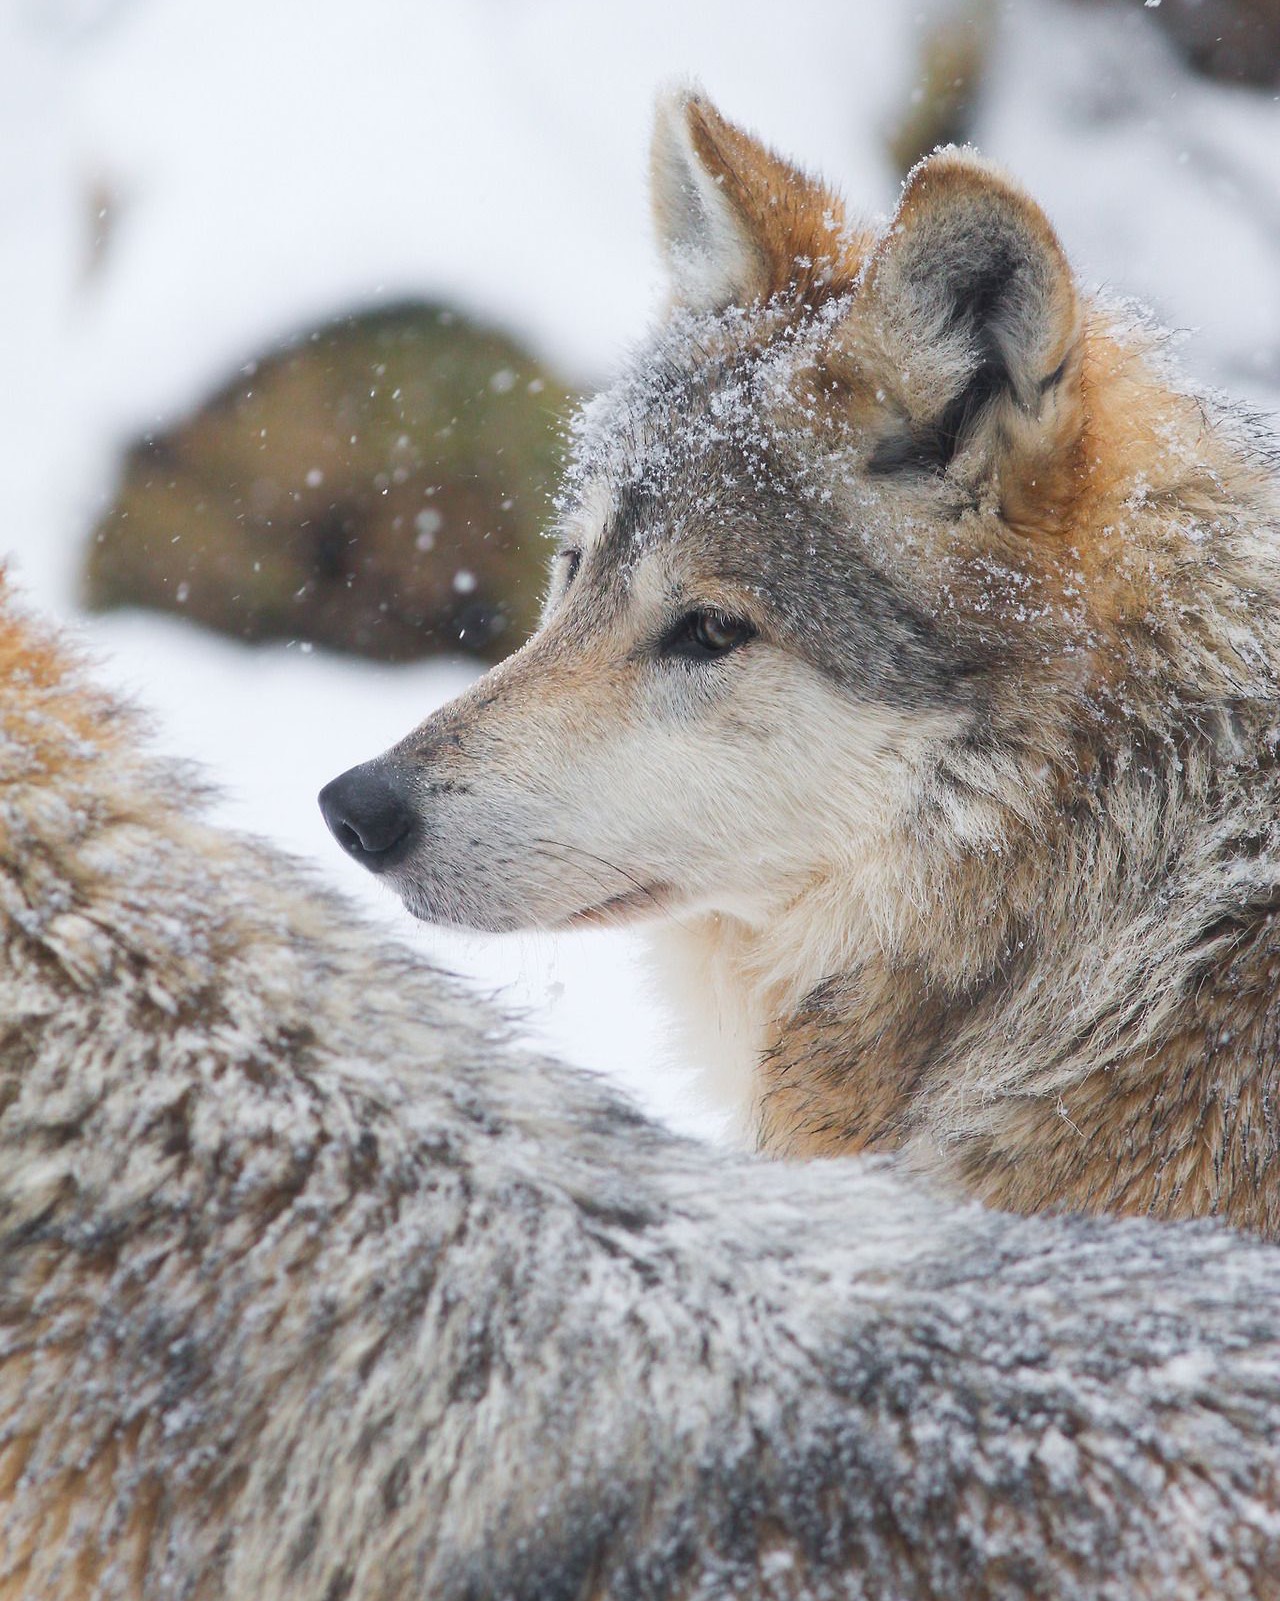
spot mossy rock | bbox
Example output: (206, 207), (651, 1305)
(83, 302), (575, 662)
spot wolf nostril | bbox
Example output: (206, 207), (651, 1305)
(333, 819), (363, 854)
(317, 765), (416, 872)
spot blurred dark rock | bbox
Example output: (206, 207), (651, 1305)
(1150, 0), (1280, 86)
(1077, 0), (1280, 88)
(83, 301), (574, 662)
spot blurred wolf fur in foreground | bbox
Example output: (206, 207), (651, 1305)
(6, 570), (1280, 1595)
(323, 90), (1280, 1237)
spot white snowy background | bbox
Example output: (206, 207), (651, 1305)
(2, 0), (1278, 1138)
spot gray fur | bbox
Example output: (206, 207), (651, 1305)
(5, 599), (1280, 1595)
(559, 303), (969, 710)
(342, 113), (1280, 1230)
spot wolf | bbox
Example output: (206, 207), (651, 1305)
(7, 527), (1280, 1591)
(321, 89), (1280, 1238)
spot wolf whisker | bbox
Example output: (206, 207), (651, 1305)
(530, 837), (695, 933)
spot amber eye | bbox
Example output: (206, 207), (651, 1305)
(663, 609), (756, 662)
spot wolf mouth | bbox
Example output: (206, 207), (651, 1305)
(567, 882), (672, 928)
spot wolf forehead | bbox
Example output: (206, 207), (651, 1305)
(552, 305), (978, 707)
(560, 299), (880, 540)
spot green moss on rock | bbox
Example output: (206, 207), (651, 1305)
(84, 301), (575, 663)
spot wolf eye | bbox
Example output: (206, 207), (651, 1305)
(559, 548), (582, 587)
(663, 609), (756, 662)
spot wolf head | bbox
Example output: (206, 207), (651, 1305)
(318, 92), (1184, 943)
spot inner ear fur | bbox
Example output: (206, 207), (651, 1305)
(650, 88), (859, 312)
(856, 149), (1084, 530)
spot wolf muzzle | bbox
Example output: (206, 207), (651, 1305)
(318, 762), (417, 873)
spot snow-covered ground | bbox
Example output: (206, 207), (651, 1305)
(2, 0), (1278, 1137)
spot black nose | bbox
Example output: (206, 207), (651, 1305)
(318, 763), (416, 872)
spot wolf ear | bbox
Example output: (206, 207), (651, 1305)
(859, 150), (1083, 523)
(650, 88), (847, 312)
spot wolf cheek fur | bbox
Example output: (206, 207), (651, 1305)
(327, 89), (1280, 1237)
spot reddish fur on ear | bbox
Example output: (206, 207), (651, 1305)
(681, 96), (857, 302)
(652, 95), (1086, 539)
(651, 89), (872, 310)
(873, 148), (1080, 404)
(856, 147), (1086, 536)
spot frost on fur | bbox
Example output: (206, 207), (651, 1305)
(856, 147), (1084, 528)
(333, 91), (1280, 1239)
(8, 561), (1280, 1597)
